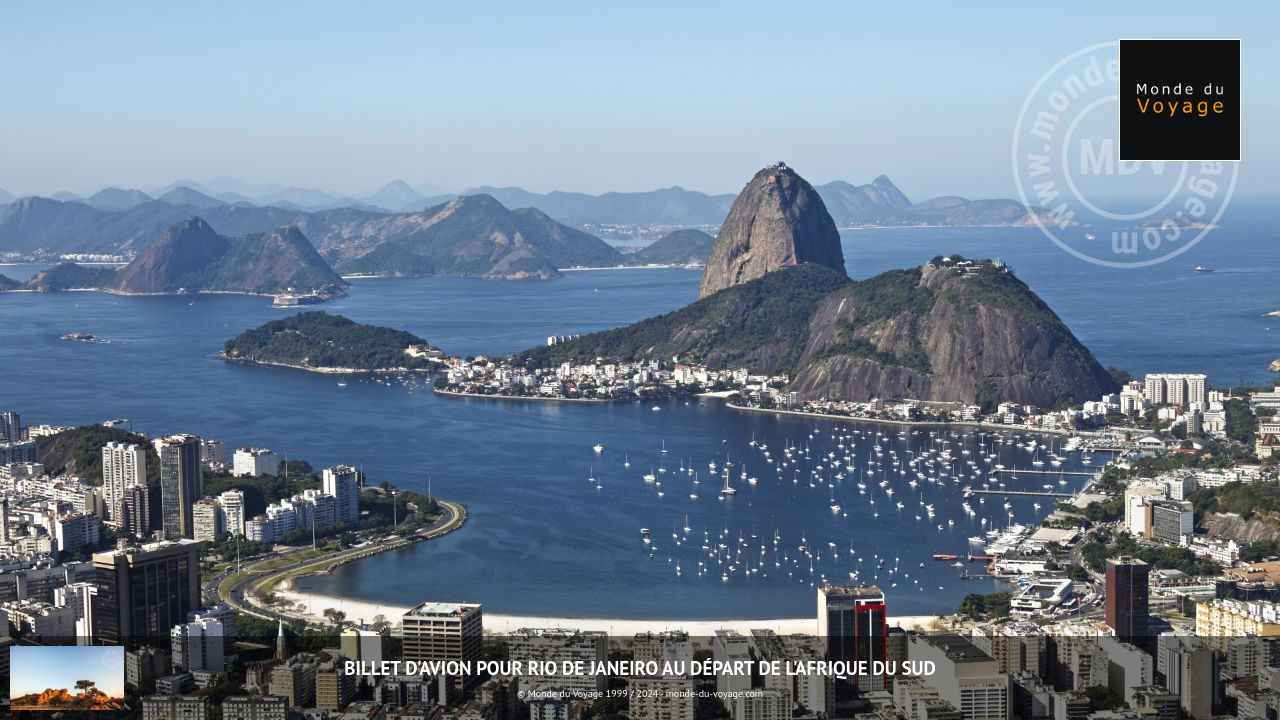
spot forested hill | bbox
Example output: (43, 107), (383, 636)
(222, 311), (439, 371)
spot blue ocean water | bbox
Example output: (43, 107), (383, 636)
(0, 203), (1276, 619)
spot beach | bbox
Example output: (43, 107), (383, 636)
(276, 587), (942, 635)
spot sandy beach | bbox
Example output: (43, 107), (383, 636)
(276, 587), (942, 635)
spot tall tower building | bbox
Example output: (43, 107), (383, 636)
(0, 410), (21, 442)
(322, 465), (360, 526)
(91, 539), (202, 643)
(402, 601), (482, 693)
(818, 584), (887, 692)
(1106, 557), (1150, 642)
(218, 489), (246, 537)
(156, 434), (202, 539)
(102, 441), (146, 525)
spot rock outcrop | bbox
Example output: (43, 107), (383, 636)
(112, 218), (347, 296)
(788, 258), (1117, 408)
(698, 163), (845, 298)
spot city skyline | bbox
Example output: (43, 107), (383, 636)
(1, 1), (1277, 199)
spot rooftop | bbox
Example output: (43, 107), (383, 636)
(405, 601), (481, 618)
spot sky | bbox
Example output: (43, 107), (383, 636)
(10, 646), (126, 698)
(1, 1), (1276, 200)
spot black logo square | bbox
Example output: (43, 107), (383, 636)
(1120, 39), (1240, 161)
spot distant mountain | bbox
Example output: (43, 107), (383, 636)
(455, 186), (736, 226)
(24, 262), (118, 291)
(50, 191), (81, 202)
(516, 164), (1115, 409)
(700, 163), (845, 298)
(158, 186), (227, 209)
(0, 197), (191, 254)
(362, 180), (427, 212)
(813, 176), (1060, 227)
(84, 187), (154, 211)
(255, 186), (342, 209)
(0, 273), (23, 291)
(813, 176), (912, 223)
(335, 241), (435, 277)
(321, 195), (622, 279)
(625, 229), (716, 266)
(112, 217), (346, 295)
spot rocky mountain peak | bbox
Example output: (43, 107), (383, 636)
(698, 163), (845, 298)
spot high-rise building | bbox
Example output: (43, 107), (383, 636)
(727, 688), (791, 720)
(1106, 557), (1150, 642)
(221, 695), (288, 720)
(907, 635), (1009, 720)
(270, 652), (320, 708)
(1151, 501), (1194, 545)
(1143, 373), (1208, 408)
(401, 601), (482, 692)
(315, 654), (357, 711)
(507, 627), (608, 694)
(218, 490), (246, 537)
(192, 498), (223, 542)
(172, 616), (226, 672)
(233, 448), (278, 478)
(156, 435), (202, 539)
(817, 584), (887, 692)
(102, 441), (146, 525)
(91, 540), (202, 643)
(0, 410), (21, 442)
(322, 465), (360, 526)
(142, 695), (209, 720)
(120, 485), (152, 537)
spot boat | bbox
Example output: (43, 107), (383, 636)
(593, 443), (603, 454)
(1194, 265), (1214, 272)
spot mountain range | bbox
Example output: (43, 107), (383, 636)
(515, 163), (1116, 409)
(0, 173), (1058, 254)
(0, 191), (623, 277)
(11, 217), (347, 296)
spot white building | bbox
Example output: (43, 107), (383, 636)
(1143, 373), (1207, 408)
(217, 489), (246, 537)
(232, 448), (277, 478)
(192, 498), (223, 542)
(172, 616), (226, 672)
(322, 465), (360, 526)
(102, 441), (146, 525)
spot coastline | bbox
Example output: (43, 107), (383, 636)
(560, 264), (703, 272)
(220, 353), (436, 375)
(433, 386), (616, 403)
(274, 588), (941, 635)
(725, 401), (1091, 438)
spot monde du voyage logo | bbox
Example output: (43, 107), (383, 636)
(1013, 40), (1241, 268)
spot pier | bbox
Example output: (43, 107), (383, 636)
(993, 468), (1098, 477)
(966, 488), (1075, 499)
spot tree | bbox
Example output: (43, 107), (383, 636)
(322, 607), (348, 627)
(75, 680), (96, 695)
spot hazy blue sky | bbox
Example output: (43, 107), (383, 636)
(10, 646), (125, 698)
(1, 2), (1274, 199)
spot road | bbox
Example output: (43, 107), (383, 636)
(210, 499), (466, 623)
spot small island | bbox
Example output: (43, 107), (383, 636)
(222, 311), (442, 373)
(60, 331), (109, 344)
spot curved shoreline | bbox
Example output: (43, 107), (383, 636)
(223, 499), (468, 621)
(432, 387), (615, 403)
(725, 401), (1094, 437)
(219, 353), (436, 375)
